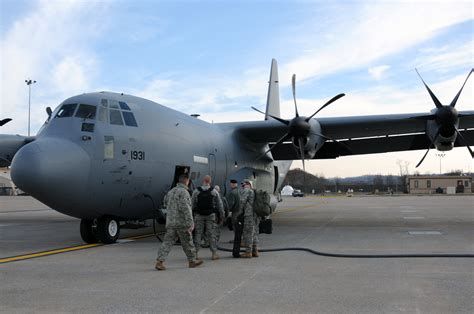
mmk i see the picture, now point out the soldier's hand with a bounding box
[219,218,224,225]
[187,224,194,234]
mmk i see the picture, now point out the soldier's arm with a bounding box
[191,190,198,212]
[214,191,225,218]
[180,190,194,228]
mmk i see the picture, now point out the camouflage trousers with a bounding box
[194,213,218,254]
[157,227,196,262]
[242,213,260,253]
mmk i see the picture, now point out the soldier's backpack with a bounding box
[253,189,272,218]
[196,187,216,216]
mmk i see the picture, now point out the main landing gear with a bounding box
[80,216,121,244]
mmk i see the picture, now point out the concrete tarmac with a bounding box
[0,195,473,313]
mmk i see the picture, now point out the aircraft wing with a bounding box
[0,134,35,167]
[231,111,474,159]
[269,129,474,160]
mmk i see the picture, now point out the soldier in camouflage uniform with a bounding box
[240,179,259,258]
[192,175,224,260]
[155,174,203,270]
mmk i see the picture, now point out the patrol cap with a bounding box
[230,179,238,183]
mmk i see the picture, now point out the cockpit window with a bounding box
[75,104,97,119]
[110,110,124,125]
[122,111,138,127]
[119,101,131,111]
[109,100,120,109]
[100,99,108,107]
[98,106,108,122]
[56,104,77,118]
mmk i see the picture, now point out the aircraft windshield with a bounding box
[56,104,77,118]
[75,104,97,120]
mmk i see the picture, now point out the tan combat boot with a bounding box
[155,260,166,271]
[211,253,220,260]
[240,252,252,258]
[189,259,204,268]
[252,247,259,258]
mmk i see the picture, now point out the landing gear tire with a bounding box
[94,216,120,244]
[80,219,98,244]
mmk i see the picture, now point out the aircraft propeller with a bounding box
[414,68,474,168]
[252,74,345,172]
[0,118,12,126]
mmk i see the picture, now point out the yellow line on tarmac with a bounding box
[0,233,156,264]
[1,204,319,265]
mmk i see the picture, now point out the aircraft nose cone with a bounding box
[11,138,91,209]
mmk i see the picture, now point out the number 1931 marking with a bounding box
[131,150,145,160]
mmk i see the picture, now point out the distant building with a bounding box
[406,175,472,194]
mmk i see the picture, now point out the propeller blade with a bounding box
[306,93,345,121]
[454,128,474,158]
[297,137,306,172]
[292,74,299,117]
[416,128,441,168]
[257,133,292,160]
[449,68,473,108]
[415,68,443,109]
[251,106,290,125]
[0,118,12,126]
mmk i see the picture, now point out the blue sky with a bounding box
[1,0,473,177]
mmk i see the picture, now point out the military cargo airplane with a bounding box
[1,60,473,244]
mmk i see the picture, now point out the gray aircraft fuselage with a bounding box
[11,92,286,220]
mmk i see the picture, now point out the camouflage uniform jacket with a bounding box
[164,183,194,229]
[240,188,255,217]
[192,185,225,219]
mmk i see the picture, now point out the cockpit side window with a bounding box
[110,110,124,125]
[56,104,77,118]
[122,111,138,127]
[119,101,131,110]
[75,104,97,119]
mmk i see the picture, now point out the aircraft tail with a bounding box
[265,58,280,119]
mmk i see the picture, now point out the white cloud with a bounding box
[279,2,472,83]
[368,65,390,80]
[412,40,474,74]
[0,0,108,134]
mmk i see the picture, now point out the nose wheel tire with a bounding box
[94,216,120,244]
[80,219,98,244]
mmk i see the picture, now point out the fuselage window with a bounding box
[98,106,108,122]
[75,104,97,119]
[56,104,77,118]
[122,111,138,127]
[110,110,124,125]
[119,101,131,111]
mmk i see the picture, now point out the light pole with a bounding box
[436,153,445,175]
[25,79,37,136]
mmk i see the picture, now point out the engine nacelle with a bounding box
[426,119,457,152]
